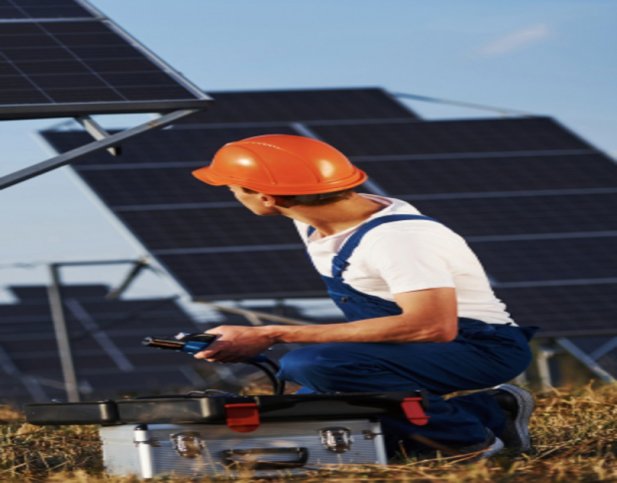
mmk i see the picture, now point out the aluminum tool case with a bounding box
[26,392,428,478]
[101,419,385,478]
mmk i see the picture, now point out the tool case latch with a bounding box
[401,396,429,426]
[224,402,260,432]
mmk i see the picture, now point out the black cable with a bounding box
[245,359,285,395]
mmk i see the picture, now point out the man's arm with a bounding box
[194,287,457,362]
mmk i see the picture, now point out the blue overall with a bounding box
[278,215,536,448]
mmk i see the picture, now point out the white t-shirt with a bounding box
[294,194,515,325]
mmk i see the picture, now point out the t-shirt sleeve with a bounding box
[366,228,456,294]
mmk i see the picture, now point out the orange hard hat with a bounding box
[192,134,367,195]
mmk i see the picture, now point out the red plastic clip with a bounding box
[224,402,260,432]
[401,397,430,426]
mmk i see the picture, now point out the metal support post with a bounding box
[106,258,150,300]
[76,115,121,156]
[47,263,80,402]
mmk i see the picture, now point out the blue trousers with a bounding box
[278,319,533,448]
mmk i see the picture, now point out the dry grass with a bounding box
[1,384,616,482]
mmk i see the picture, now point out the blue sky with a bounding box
[0,0,615,297]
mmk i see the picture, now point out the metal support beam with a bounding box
[76,115,121,156]
[392,92,534,117]
[201,302,314,326]
[106,258,150,300]
[556,337,616,384]
[48,264,80,402]
[0,108,199,190]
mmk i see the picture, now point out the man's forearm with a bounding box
[261,314,457,345]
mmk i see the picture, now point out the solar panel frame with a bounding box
[0,0,211,120]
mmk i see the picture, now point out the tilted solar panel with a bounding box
[494,284,617,337]
[471,237,617,283]
[356,154,617,195]
[0,0,96,20]
[0,285,220,404]
[0,0,209,119]
[406,193,617,237]
[10,283,109,300]
[309,117,591,156]
[175,87,419,124]
[39,90,617,341]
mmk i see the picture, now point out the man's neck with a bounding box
[282,193,387,236]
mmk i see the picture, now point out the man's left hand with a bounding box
[193,325,274,363]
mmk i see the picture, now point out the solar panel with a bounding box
[0,0,209,120]
[309,117,591,156]
[156,250,325,300]
[175,87,419,124]
[494,284,617,337]
[356,154,617,195]
[471,237,617,283]
[0,0,96,20]
[39,89,617,346]
[114,207,302,250]
[44,125,299,167]
[10,283,109,300]
[407,193,617,237]
[0,285,224,404]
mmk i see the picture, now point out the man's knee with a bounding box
[280,345,335,378]
[278,344,360,389]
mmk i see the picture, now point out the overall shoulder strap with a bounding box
[331,214,437,279]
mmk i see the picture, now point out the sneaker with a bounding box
[455,429,505,460]
[480,431,505,459]
[492,383,535,453]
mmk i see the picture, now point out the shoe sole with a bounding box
[494,383,534,452]
[481,436,505,459]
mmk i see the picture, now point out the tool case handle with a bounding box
[221,447,309,469]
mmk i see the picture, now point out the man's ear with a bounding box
[259,193,278,207]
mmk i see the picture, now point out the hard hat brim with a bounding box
[191,166,226,186]
[192,165,368,195]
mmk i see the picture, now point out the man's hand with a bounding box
[193,325,275,363]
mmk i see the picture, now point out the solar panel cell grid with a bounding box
[116,208,301,250]
[495,284,617,335]
[43,125,297,166]
[158,251,325,300]
[410,193,617,237]
[178,88,418,124]
[0,284,230,403]
[76,168,236,206]
[310,118,591,156]
[0,1,95,20]
[0,11,209,119]
[473,237,617,283]
[14,355,62,373]
[359,154,617,195]
[10,284,109,300]
[0,339,57,352]
[0,21,191,99]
